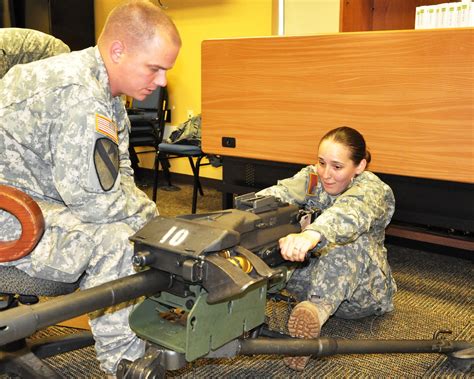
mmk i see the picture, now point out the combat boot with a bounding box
[284,300,321,371]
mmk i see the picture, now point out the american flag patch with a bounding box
[95,114,118,144]
[306,172,318,195]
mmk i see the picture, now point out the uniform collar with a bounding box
[94,46,116,103]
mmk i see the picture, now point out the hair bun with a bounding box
[365,150,372,164]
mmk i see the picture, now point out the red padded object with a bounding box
[0,185,45,262]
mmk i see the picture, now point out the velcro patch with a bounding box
[94,138,119,191]
[306,172,318,195]
[95,113,118,144]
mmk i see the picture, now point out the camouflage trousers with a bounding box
[0,201,151,375]
[286,240,396,320]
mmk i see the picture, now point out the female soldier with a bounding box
[256,126,396,371]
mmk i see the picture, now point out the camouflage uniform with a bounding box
[0,27,70,79]
[0,47,157,374]
[257,165,397,320]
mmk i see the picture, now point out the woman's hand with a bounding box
[279,230,321,262]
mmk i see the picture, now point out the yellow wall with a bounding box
[155,0,274,180]
[94,0,121,35]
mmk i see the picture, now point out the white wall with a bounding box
[284,0,340,35]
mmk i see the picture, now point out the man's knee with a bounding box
[94,223,135,250]
[84,223,137,288]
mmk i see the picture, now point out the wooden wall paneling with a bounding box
[201,28,474,184]
[340,0,373,32]
[372,0,417,30]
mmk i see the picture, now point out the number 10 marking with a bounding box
[160,226,190,246]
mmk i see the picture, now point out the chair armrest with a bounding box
[0,185,45,262]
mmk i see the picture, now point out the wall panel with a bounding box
[202,28,473,183]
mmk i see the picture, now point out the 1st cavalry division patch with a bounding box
[95,113,118,144]
[94,138,119,191]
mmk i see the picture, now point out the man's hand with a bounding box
[279,230,321,262]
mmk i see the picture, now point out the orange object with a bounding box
[0,185,45,262]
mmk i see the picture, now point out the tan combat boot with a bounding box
[284,301,322,371]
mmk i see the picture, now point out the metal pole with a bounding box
[239,337,473,357]
[0,269,171,345]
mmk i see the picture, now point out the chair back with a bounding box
[129,84,168,110]
[128,86,169,148]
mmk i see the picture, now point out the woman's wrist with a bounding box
[301,229,321,249]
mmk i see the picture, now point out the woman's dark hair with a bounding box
[320,126,371,165]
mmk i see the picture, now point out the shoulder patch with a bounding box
[94,138,119,191]
[95,113,118,144]
[307,172,318,195]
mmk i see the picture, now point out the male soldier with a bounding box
[0,27,70,78]
[0,1,181,376]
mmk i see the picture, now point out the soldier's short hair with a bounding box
[100,0,181,51]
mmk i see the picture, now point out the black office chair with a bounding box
[156,114,213,213]
[157,142,209,214]
[127,86,170,202]
[0,185,94,378]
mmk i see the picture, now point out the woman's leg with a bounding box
[284,240,394,370]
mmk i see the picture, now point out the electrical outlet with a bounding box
[187,110,194,119]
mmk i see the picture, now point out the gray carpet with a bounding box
[147,179,222,217]
[3,182,473,378]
